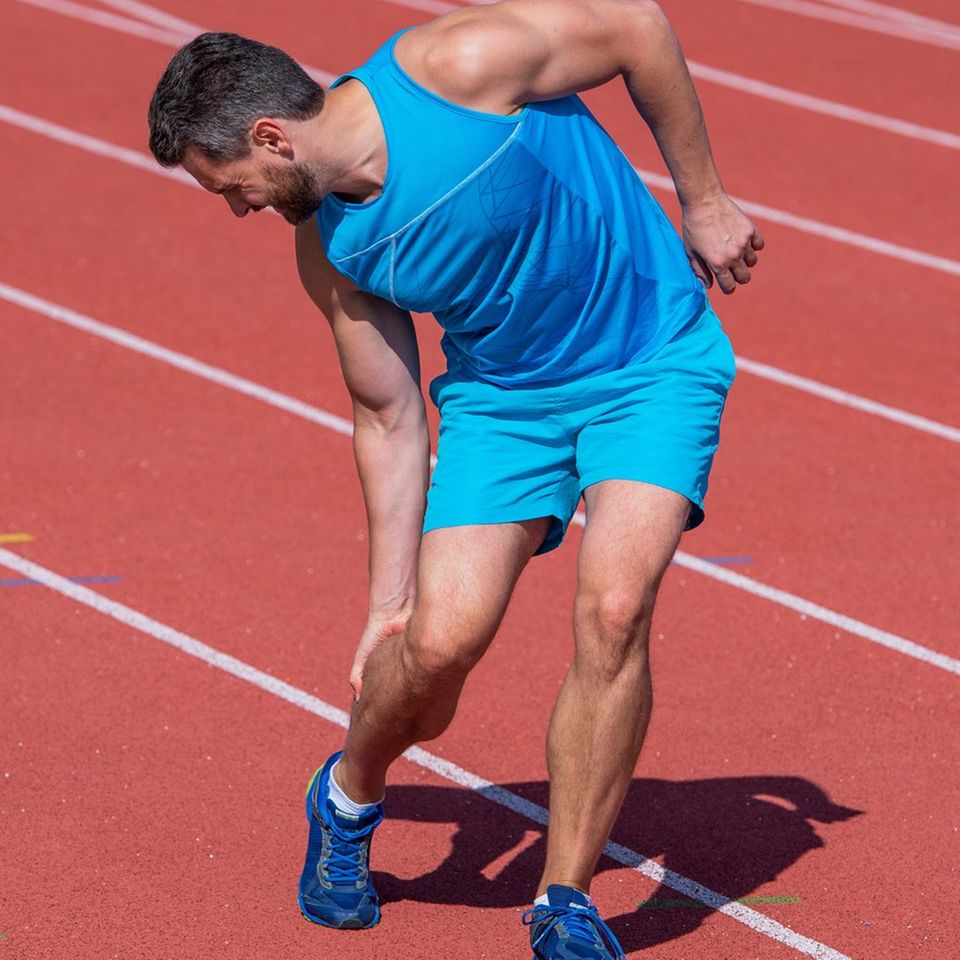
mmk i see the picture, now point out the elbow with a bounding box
[353,396,427,437]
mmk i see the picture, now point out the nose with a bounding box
[225,194,250,218]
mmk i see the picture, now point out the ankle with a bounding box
[332,758,385,807]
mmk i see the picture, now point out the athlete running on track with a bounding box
[148,2,763,956]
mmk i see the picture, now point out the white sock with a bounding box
[327,760,382,816]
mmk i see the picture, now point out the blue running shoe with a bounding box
[298,752,383,929]
[523,885,625,959]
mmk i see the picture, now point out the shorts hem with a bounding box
[578,474,706,531]
[422,508,574,555]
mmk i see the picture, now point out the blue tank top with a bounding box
[316,30,706,387]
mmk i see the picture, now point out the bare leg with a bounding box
[337,518,551,803]
[537,481,690,894]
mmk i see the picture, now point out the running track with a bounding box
[1,1,958,957]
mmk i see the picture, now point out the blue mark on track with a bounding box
[701,556,755,566]
[0,575,123,588]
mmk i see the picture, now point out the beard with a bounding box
[264,161,325,225]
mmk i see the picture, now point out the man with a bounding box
[148,2,762,956]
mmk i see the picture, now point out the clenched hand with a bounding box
[682,193,764,294]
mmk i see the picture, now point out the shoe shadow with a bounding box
[373,775,861,953]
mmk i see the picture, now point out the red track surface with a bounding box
[2,1,958,958]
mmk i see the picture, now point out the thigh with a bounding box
[413,517,552,656]
[578,480,689,599]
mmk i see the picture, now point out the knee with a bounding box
[573,585,656,677]
[401,612,484,686]
[576,585,654,642]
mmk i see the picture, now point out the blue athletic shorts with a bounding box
[423,302,736,554]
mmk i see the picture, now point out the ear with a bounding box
[251,118,294,158]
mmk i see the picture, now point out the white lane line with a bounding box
[4,97,960,285]
[633,166,960,277]
[685,62,960,151]
[3,281,959,679]
[0,103,197,185]
[0,282,354,438]
[18,0,192,46]
[12,0,338,85]
[18,0,960,152]
[667,553,960,677]
[94,0,203,34]
[0,545,850,960]
[820,0,960,33]
[733,356,960,443]
[384,0,960,149]
[730,0,960,50]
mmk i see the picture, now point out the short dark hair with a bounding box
[148,32,325,167]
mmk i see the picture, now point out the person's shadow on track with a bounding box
[374,776,861,953]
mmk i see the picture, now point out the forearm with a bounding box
[352,410,430,619]
[621,3,723,207]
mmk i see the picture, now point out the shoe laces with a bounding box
[320,826,370,887]
[522,903,625,959]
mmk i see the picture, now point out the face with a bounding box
[182,146,324,225]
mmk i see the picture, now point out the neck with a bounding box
[309,80,387,203]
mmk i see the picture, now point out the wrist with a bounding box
[368,596,415,622]
[679,184,726,210]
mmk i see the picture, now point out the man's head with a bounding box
[148,32,328,223]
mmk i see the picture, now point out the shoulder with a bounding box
[395,0,645,110]
[395,4,551,114]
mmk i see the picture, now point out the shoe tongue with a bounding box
[331,806,363,828]
[327,799,380,834]
[546,884,590,909]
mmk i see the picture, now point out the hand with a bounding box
[682,193,765,294]
[349,610,412,700]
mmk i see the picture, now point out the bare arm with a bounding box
[296,222,430,696]
[402,0,764,293]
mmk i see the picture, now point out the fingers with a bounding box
[730,260,752,285]
[713,267,737,294]
[688,251,714,289]
[712,230,764,294]
[349,665,363,701]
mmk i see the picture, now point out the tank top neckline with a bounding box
[324,28,527,214]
